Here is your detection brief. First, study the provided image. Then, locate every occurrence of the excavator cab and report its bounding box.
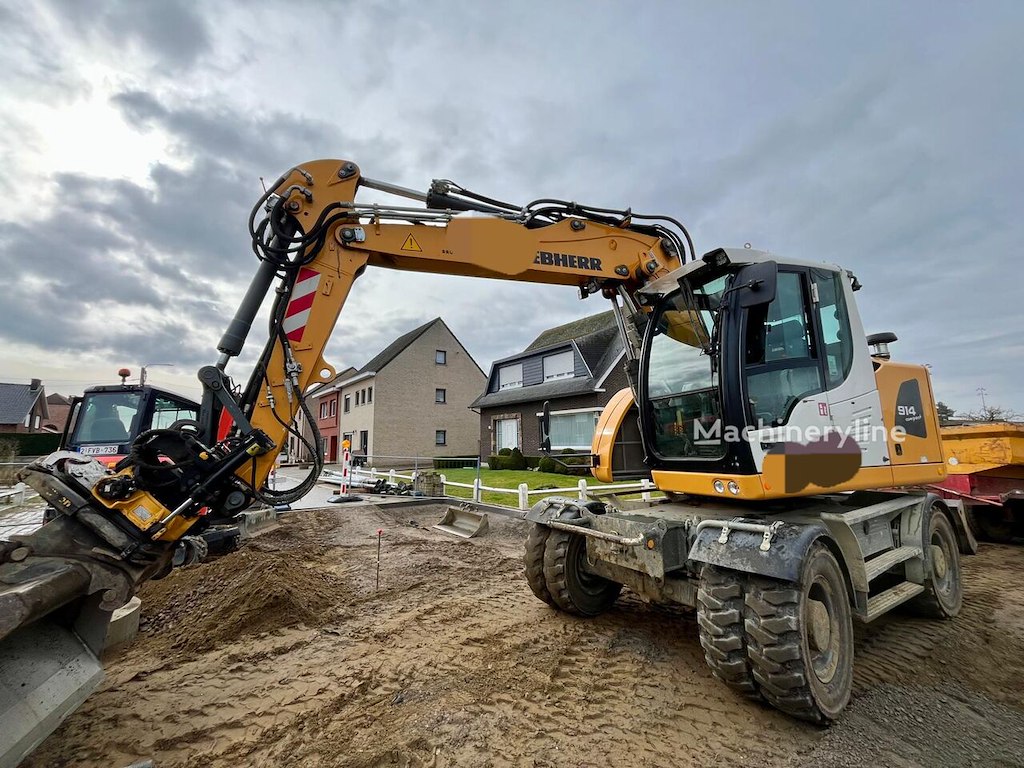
[610,247,947,499]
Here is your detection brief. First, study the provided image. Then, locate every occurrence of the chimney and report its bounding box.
[30,378,41,391]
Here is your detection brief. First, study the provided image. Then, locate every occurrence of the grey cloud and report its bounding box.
[46,0,212,71]
[0,2,1020,413]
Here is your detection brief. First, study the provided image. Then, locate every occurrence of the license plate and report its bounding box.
[79,445,119,456]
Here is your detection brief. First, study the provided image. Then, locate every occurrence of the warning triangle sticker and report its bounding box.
[401,234,423,252]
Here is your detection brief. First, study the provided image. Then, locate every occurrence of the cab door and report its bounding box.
[811,268,889,469]
[743,268,833,472]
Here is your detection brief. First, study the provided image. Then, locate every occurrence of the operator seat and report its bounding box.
[88,417,129,443]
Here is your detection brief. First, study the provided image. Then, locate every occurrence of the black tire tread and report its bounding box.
[745,577,827,723]
[542,529,620,616]
[524,524,555,606]
[912,508,963,619]
[696,566,759,697]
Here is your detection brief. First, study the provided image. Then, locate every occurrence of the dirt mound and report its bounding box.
[137,547,342,656]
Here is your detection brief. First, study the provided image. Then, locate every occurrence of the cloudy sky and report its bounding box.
[0,1,1020,414]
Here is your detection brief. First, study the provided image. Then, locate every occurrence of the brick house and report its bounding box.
[44,393,73,434]
[300,367,357,464]
[304,318,484,465]
[0,379,50,434]
[472,311,630,459]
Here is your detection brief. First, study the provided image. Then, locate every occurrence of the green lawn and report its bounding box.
[432,467,648,508]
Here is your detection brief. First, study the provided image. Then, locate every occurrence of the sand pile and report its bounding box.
[137,547,342,656]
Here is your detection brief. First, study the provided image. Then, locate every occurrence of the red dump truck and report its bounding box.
[932,423,1024,542]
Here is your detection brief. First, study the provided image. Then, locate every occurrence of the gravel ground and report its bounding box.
[22,502,1024,768]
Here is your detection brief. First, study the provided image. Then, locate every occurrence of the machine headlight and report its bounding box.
[713,479,726,494]
[727,481,740,495]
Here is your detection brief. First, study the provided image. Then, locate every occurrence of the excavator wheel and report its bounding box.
[542,529,621,617]
[524,523,555,606]
[696,566,759,698]
[911,507,963,618]
[744,543,854,723]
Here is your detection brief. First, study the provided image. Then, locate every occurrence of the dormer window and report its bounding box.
[498,363,523,390]
[543,350,575,381]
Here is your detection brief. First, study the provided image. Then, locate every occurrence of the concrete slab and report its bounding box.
[104,597,142,652]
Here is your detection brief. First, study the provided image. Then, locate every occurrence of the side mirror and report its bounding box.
[735,260,778,308]
[540,401,552,453]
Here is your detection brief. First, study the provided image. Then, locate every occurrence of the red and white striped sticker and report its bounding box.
[282,268,321,342]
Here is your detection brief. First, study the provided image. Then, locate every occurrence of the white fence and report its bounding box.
[332,465,659,511]
[0,483,40,508]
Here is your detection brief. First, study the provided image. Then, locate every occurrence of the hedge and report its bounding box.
[432,456,480,469]
[0,432,61,457]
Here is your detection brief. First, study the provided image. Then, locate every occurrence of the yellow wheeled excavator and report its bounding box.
[0,159,974,763]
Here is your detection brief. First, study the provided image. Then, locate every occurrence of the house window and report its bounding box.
[24,413,30,428]
[329,399,337,417]
[360,430,369,451]
[367,386,373,403]
[320,402,328,419]
[543,350,575,381]
[494,417,519,451]
[435,349,447,365]
[343,394,351,413]
[33,415,40,430]
[435,429,447,446]
[548,410,601,450]
[435,388,446,403]
[498,363,523,390]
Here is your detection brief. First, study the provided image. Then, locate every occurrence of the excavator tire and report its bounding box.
[696,566,759,698]
[542,528,621,617]
[911,507,963,618]
[744,543,853,723]
[524,523,555,606]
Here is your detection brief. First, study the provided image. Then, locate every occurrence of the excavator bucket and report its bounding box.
[0,599,110,768]
[434,506,489,539]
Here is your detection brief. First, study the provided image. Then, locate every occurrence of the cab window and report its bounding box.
[812,268,853,389]
[744,271,824,426]
[151,396,199,430]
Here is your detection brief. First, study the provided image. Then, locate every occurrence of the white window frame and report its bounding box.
[498,363,523,390]
[543,349,575,381]
[537,408,602,450]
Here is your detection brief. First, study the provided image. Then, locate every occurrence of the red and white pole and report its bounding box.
[339,444,351,496]
[329,439,355,503]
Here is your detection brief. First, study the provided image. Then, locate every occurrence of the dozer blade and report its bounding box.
[434,506,489,539]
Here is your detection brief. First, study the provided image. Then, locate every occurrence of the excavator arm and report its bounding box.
[228,159,686,500]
